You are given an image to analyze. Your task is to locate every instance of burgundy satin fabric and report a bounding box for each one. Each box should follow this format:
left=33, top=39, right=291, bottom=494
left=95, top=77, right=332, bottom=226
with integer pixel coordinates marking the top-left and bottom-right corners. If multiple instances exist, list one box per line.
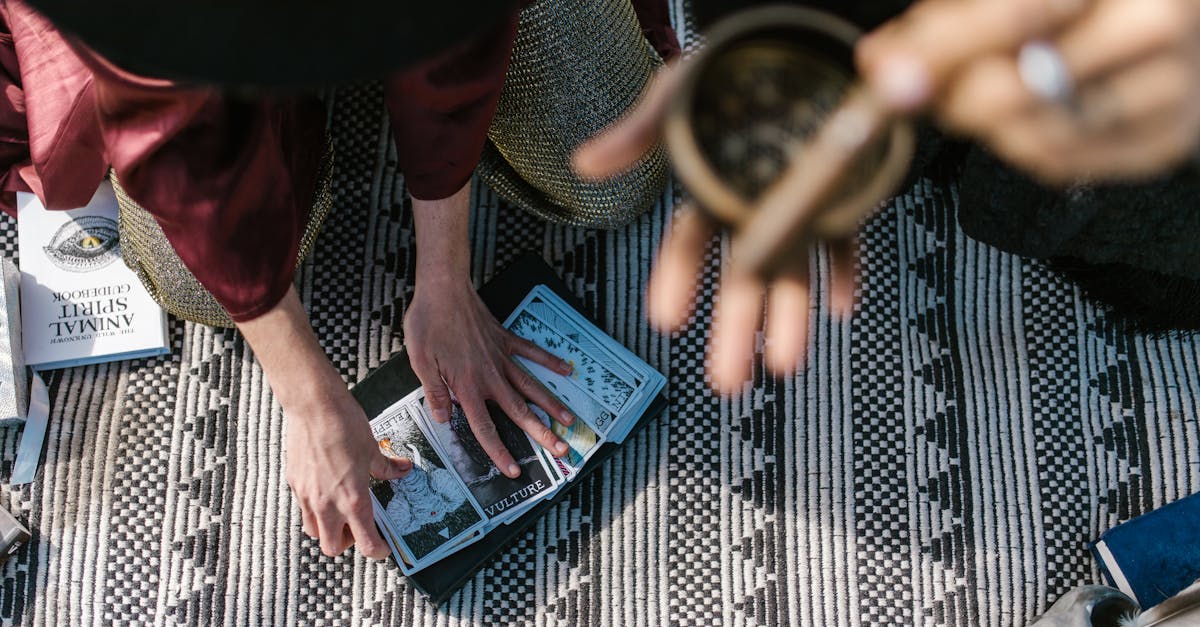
left=0, top=0, right=106, bottom=214
left=0, top=0, right=680, bottom=322
left=90, top=71, right=328, bottom=321
left=88, top=14, right=519, bottom=321
left=632, top=0, right=682, bottom=61
left=388, top=11, right=519, bottom=202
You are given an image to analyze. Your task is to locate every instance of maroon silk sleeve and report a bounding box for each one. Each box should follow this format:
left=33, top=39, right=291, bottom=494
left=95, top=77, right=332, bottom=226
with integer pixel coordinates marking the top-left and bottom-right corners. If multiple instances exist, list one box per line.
left=385, top=12, right=519, bottom=201
left=631, top=0, right=682, bottom=61
left=88, top=56, right=326, bottom=322
left=0, top=0, right=108, bottom=216
left=0, top=10, right=29, bottom=217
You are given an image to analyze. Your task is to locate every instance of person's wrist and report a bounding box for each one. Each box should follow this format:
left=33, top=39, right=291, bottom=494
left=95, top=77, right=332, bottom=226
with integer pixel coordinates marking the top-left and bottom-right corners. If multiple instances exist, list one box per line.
left=273, top=360, right=353, bottom=420
left=414, top=267, right=473, bottom=295
left=411, top=187, right=472, bottom=284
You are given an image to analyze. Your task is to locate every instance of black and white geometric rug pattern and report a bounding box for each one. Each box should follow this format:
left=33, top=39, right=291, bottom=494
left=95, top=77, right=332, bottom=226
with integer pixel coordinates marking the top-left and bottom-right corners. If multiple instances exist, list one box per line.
left=1, top=9, right=1199, bottom=627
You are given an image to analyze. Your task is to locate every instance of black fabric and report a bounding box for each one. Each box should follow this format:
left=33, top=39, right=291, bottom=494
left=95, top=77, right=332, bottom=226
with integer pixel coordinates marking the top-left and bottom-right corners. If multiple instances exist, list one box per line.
left=1049, top=258, right=1200, bottom=332
left=27, top=0, right=518, bottom=87
left=957, top=147, right=1200, bottom=330
left=692, top=0, right=912, bottom=30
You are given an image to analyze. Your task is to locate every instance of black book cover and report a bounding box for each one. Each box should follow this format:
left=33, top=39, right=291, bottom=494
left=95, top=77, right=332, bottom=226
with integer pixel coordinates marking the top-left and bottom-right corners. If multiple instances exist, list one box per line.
left=351, top=252, right=668, bottom=603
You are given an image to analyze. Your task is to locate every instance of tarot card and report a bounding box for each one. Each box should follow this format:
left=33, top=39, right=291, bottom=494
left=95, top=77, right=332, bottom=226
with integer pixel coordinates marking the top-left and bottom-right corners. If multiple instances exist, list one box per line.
left=530, top=403, right=600, bottom=474
left=424, top=402, right=558, bottom=523
left=516, top=356, right=617, bottom=438
left=535, top=287, right=668, bottom=441
left=498, top=497, right=544, bottom=525
left=371, top=500, right=401, bottom=554
left=532, top=288, right=667, bottom=431
left=368, top=400, right=487, bottom=568
left=602, top=379, right=664, bottom=444
left=601, top=376, right=663, bottom=444
left=505, top=308, right=636, bottom=413
left=530, top=283, right=667, bottom=374
left=530, top=434, right=565, bottom=489
left=527, top=417, right=571, bottom=491
left=417, top=527, right=488, bottom=565
left=524, top=288, right=643, bottom=387
left=550, top=456, right=573, bottom=482
left=506, top=287, right=667, bottom=441
left=372, top=499, right=417, bottom=573
left=537, top=442, right=565, bottom=485
left=531, top=286, right=663, bottom=385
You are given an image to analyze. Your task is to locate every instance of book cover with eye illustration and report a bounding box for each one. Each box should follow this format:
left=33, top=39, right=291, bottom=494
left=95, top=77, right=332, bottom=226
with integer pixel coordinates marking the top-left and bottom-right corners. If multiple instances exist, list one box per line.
left=17, top=182, right=169, bottom=370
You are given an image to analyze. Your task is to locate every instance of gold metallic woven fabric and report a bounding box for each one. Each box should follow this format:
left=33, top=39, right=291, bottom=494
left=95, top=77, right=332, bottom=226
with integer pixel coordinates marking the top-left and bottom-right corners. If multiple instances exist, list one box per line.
left=111, top=135, right=335, bottom=327
left=478, top=0, right=670, bottom=229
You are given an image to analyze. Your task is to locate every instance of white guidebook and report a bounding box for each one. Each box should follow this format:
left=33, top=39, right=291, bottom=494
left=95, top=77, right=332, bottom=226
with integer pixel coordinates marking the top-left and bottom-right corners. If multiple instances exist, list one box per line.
left=0, top=259, right=26, bottom=424
left=17, top=182, right=169, bottom=370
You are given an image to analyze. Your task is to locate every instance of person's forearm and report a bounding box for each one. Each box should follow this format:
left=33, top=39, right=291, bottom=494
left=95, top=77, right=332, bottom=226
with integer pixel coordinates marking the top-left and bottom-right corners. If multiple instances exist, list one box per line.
left=239, top=286, right=404, bottom=560
left=411, top=183, right=472, bottom=285
left=235, top=286, right=347, bottom=411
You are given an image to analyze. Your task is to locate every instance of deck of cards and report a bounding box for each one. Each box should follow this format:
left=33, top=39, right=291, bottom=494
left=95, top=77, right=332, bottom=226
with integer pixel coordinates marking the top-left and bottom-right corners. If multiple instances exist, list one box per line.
left=368, top=285, right=666, bottom=575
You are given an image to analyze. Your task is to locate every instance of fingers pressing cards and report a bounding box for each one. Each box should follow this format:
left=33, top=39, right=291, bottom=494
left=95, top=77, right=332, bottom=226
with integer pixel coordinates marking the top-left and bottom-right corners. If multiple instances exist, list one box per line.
left=504, top=286, right=665, bottom=447
left=367, top=286, right=665, bottom=573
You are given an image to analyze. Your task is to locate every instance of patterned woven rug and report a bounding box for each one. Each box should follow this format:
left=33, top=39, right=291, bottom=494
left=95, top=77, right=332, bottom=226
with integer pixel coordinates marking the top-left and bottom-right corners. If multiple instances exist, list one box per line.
left=1, top=7, right=1199, bottom=626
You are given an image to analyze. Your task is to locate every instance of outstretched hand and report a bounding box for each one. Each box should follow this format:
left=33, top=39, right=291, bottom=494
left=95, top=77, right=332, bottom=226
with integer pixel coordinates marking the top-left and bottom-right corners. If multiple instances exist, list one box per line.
left=238, top=286, right=413, bottom=559
left=577, top=0, right=1200, bottom=392
left=285, top=386, right=413, bottom=558
left=574, top=64, right=858, bottom=393
left=647, top=205, right=857, bottom=393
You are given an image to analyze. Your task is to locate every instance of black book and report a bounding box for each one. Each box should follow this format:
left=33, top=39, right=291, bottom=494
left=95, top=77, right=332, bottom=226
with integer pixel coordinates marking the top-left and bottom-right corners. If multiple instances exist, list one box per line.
left=351, top=253, right=668, bottom=603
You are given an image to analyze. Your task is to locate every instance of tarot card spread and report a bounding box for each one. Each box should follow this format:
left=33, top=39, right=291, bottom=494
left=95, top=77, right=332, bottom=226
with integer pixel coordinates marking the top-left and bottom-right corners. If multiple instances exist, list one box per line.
left=368, top=396, right=485, bottom=570
left=364, top=285, right=666, bottom=574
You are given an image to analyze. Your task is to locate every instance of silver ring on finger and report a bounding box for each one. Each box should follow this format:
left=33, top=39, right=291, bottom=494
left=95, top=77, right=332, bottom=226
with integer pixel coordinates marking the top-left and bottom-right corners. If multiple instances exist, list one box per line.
left=1018, top=40, right=1074, bottom=104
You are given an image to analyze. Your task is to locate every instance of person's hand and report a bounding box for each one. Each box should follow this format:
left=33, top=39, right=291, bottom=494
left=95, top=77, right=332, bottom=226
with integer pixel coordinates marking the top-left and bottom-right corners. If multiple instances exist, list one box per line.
left=858, top=0, right=1200, bottom=184
left=574, top=65, right=858, bottom=393
left=408, top=185, right=575, bottom=477
left=237, top=287, right=411, bottom=559
left=647, top=206, right=857, bottom=393
left=284, top=383, right=412, bottom=558
left=403, top=274, right=576, bottom=476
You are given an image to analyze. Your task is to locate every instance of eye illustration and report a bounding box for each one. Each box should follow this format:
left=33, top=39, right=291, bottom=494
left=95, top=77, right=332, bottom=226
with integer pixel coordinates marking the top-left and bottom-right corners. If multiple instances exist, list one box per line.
left=43, top=216, right=121, bottom=273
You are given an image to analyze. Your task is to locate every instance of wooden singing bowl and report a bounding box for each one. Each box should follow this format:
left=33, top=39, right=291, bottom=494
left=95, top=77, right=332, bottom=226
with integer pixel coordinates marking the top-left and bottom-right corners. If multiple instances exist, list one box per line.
left=664, top=6, right=915, bottom=242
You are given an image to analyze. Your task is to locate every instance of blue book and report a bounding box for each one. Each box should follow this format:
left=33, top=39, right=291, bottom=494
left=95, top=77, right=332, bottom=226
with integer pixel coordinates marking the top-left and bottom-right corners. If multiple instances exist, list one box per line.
left=1091, top=491, right=1200, bottom=609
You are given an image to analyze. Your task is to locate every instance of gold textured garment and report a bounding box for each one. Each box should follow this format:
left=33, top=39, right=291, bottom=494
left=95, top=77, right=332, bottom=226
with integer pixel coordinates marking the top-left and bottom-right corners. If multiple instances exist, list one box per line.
left=112, top=134, right=335, bottom=328
left=478, top=0, right=670, bottom=228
